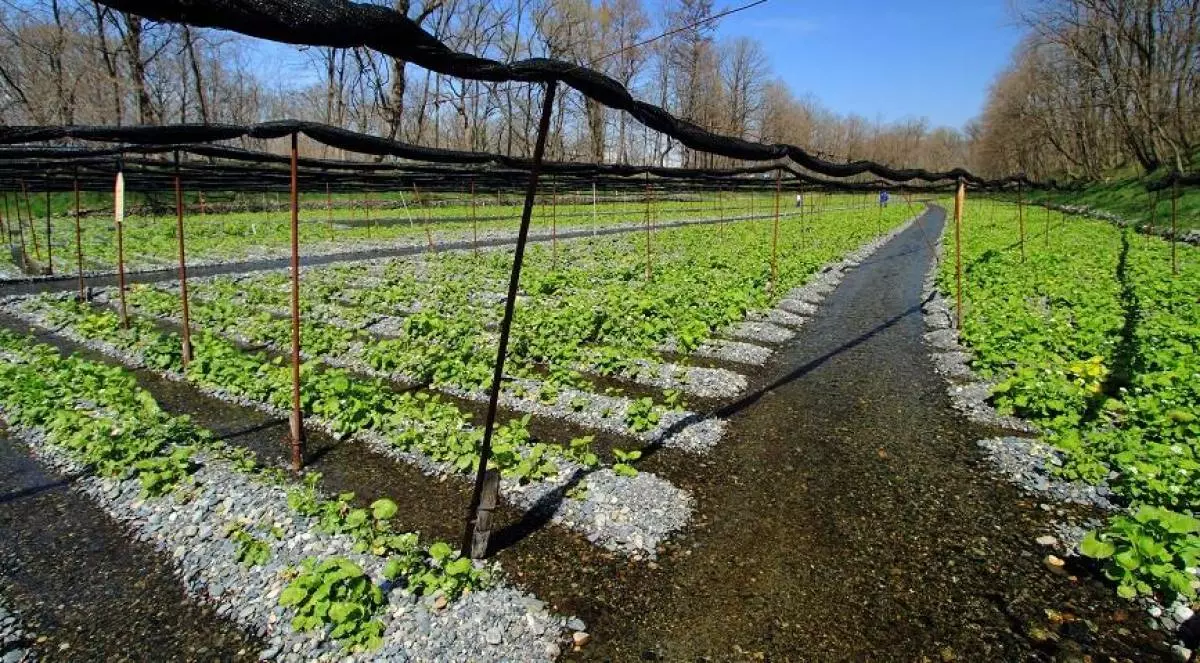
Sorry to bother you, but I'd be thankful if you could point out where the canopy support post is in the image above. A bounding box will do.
[471,178,478,257]
[174,152,193,367]
[1171,177,1178,276]
[44,189,53,275]
[953,178,965,330]
[462,80,558,559]
[1017,182,1025,263]
[644,173,652,281]
[74,173,85,300]
[771,168,781,291]
[288,132,306,472]
[115,168,129,330]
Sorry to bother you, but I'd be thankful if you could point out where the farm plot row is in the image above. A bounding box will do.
[0,190,866,277]
[3,202,915,562]
[0,328,572,660]
[933,200,1199,608]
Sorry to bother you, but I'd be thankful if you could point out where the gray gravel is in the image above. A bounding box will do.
[0,391,571,662]
[5,296,693,558]
[0,598,34,663]
[975,437,1117,509]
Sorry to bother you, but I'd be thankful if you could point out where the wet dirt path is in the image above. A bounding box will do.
[0,434,261,661]
[571,206,1171,661]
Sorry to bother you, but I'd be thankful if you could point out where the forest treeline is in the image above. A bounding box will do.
[0,0,1195,181]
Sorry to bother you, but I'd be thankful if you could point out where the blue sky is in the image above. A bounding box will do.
[244,0,1026,131]
[716,0,1025,128]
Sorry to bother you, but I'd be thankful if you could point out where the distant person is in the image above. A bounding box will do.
[879,190,890,208]
[795,193,804,208]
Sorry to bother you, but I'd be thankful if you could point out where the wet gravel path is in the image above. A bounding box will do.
[0,433,261,662]
[568,206,1173,661]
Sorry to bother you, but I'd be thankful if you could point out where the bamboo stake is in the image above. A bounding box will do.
[174,153,193,367]
[462,80,558,559]
[954,179,965,330]
[114,169,129,330]
[287,132,306,472]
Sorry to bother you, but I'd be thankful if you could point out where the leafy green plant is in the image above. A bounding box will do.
[612,447,642,478]
[280,557,386,651]
[625,397,660,433]
[1080,506,1200,600]
[226,523,273,567]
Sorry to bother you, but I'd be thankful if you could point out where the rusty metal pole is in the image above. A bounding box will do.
[462,80,558,559]
[174,153,193,367]
[74,174,84,299]
[1044,204,1050,249]
[287,132,306,472]
[551,177,558,269]
[1171,178,1178,276]
[9,192,28,272]
[1017,182,1025,263]
[644,172,653,281]
[771,168,781,290]
[20,180,41,263]
[325,181,334,242]
[954,179,965,330]
[114,168,129,330]
[1148,189,1159,249]
[44,189,53,275]
[471,178,478,257]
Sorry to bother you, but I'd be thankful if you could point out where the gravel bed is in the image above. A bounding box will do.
[975,437,1117,509]
[0,597,34,663]
[919,247,1037,433]
[920,228,1198,654]
[5,298,693,557]
[719,321,795,344]
[746,308,808,328]
[443,378,727,456]
[97,289,728,457]
[664,338,772,366]
[616,361,746,400]
[0,416,569,663]
[1044,202,1200,247]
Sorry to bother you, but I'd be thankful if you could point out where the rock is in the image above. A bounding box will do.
[572,631,591,649]
[1172,604,1194,623]
[1171,645,1193,662]
[432,595,448,611]
[1043,555,1067,575]
[484,628,502,646]
[259,645,281,660]
[566,617,585,631]
[1035,535,1058,547]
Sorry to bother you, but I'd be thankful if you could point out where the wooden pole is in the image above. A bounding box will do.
[462,80,558,559]
[114,169,129,330]
[74,175,85,299]
[591,181,598,243]
[1044,204,1050,248]
[471,178,478,257]
[1017,182,1025,263]
[44,189,53,275]
[0,191,7,244]
[953,179,965,330]
[287,132,306,472]
[413,183,434,252]
[771,168,781,290]
[174,153,193,367]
